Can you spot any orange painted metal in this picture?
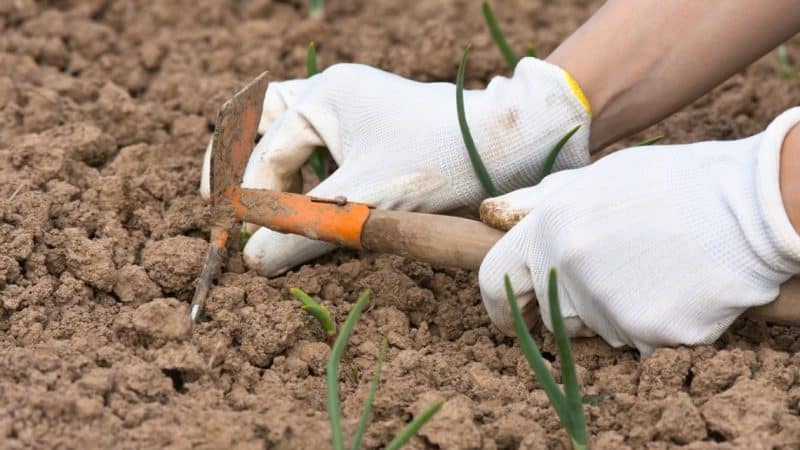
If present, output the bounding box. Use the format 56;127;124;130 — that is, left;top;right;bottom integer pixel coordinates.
212;228;230;248
221;187;371;249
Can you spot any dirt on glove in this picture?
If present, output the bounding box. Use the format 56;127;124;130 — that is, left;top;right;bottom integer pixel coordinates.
2;1;800;449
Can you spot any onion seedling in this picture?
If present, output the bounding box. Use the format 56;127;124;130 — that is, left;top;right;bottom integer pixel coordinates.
541;125;581;178
456;46;499;197
526;43;538;58
290;287;336;338
306;42;328;180
351;336;388;450
636;134;664;146
384;399;445;450
505;269;589;450
309;0;324;19
482;1;519;69
327;289;443;450
238;224;251;251
777;45;799;79
482;1;537;70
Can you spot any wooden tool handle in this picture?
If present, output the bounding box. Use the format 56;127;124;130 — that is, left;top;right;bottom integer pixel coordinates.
361;209;504;269
360;209;800;325
224;188;800;325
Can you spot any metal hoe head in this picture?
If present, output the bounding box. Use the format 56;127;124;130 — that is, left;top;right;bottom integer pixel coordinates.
189;71;269;323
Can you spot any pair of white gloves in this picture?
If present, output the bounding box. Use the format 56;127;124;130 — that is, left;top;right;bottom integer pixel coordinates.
201;58;800;355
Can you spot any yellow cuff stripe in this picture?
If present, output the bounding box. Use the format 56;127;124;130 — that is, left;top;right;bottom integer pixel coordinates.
563;70;592;117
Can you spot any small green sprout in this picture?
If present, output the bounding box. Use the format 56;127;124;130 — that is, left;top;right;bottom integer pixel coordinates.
351;336;388;450
238;224;251;251
309;0;324;19
777;45;799;79
482;1;520;70
290;287;336;338
505;269;589;450
327;290;443;450
636;134;664;146
327;290;370;450
457;46;500;197
384;399;445;450
307;41;319;75
541;125;581;178
525;43;538;58
483;1;537;69
306;42;328;180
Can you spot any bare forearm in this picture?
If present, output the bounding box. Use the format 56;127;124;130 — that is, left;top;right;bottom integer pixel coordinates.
548;0;800;152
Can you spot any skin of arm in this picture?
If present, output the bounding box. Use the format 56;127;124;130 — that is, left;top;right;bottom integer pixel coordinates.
547;0;800;152
547;0;800;230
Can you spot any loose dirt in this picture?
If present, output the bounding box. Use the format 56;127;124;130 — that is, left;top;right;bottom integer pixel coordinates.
2;1;800;449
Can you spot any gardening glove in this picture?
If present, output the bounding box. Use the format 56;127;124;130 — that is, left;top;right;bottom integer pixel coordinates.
201;58;592;276
479;108;800;356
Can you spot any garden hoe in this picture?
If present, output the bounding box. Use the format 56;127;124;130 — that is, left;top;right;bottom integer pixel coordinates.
191;72;800;327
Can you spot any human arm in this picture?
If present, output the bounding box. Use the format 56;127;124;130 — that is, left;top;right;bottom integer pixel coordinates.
547;0;800;151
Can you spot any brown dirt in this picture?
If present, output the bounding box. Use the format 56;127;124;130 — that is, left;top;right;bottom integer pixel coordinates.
2;1;800;449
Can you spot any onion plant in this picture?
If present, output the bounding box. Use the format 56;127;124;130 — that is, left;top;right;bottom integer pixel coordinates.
541;125;581;178
482;1;536;71
777;45;799;79
456;46;499;197
327;289;444;450
290;287;336;338
306;42;328;180
309;0;324;19
636;135;663;146
505;269;589;450
238;225;251;252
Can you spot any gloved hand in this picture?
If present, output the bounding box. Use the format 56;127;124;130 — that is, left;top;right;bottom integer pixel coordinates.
479;108;800;355
201;58;592;276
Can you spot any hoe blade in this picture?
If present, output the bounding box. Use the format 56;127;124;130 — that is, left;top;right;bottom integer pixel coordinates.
190;71;269;323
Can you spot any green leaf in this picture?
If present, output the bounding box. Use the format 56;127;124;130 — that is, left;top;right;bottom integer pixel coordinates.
308;150;327;180
547;268;588;448
503;275;571;430
384;399;445;450
351;336;389;450
541;125;581;178
309;0;324;18
307;41;319;76
482;1;519;70
290;288;336;337
457;46;499;197
306;41;328;180
238;225;251;252
525;43;538;58
636;135;663;146
327;289;371;450
777;45;799;79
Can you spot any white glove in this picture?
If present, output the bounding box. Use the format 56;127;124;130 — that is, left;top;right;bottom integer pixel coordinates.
201;58;592;276
479;108;800;355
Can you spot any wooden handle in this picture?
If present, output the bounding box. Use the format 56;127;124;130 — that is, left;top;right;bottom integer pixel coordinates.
361;209;504;269
360;209;800;325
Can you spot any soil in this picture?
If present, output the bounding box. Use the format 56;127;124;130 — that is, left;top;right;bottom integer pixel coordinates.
2;1;800;449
